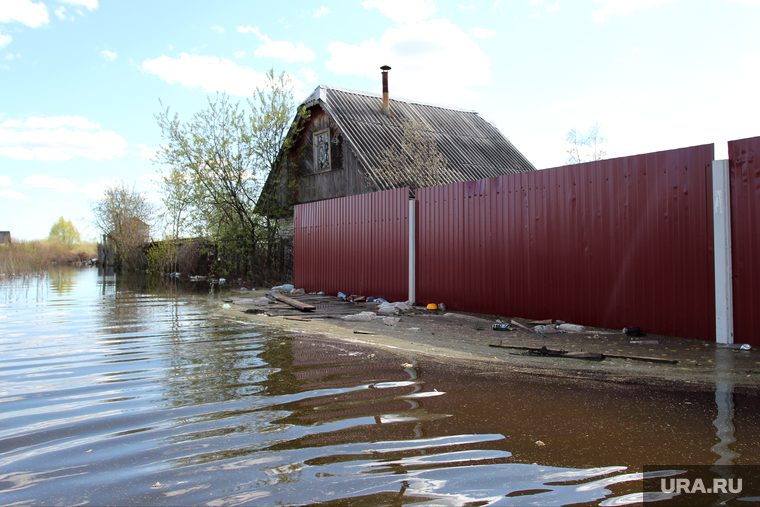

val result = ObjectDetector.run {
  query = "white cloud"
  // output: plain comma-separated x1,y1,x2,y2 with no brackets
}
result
0,175,11,186
361,0,436,24
237,26,315,62
313,6,329,17
234,50,246,58
211,25,224,33
54,6,68,20
1,115,100,129
0,189,28,200
299,66,318,83
0,32,11,50
79,178,118,200
100,50,116,61
0,116,126,161
326,19,490,104
0,0,49,28
141,53,307,95
22,174,78,193
471,27,497,39
131,143,157,161
547,3,560,11
60,0,98,10
591,0,675,23
458,4,476,9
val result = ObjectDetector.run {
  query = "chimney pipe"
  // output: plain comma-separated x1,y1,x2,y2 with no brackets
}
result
381,65,391,115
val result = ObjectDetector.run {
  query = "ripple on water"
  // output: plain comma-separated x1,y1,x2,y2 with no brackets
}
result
2,269,740,506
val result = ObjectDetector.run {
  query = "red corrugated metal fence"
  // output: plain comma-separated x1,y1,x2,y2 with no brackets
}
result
729,136,760,346
294,188,409,302
416,145,716,340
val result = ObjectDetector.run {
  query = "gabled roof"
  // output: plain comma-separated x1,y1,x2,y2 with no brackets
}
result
303,85,536,191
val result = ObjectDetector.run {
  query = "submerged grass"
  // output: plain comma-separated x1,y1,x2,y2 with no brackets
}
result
0,240,97,275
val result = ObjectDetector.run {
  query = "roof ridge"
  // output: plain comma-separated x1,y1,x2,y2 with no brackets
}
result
304,84,478,114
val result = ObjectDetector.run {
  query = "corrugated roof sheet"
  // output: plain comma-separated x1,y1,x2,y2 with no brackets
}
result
304,85,536,191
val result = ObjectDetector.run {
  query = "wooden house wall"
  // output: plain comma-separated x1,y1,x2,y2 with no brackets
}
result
272,105,376,210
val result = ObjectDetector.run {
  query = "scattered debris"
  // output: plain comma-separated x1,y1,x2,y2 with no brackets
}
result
401,363,414,368
558,323,585,333
717,343,752,351
535,441,546,446
533,324,564,334
353,330,375,335
604,353,679,365
383,316,401,326
528,319,553,325
271,293,316,311
631,340,659,345
623,326,646,337
378,301,412,314
492,323,512,331
283,317,310,322
152,482,165,489
342,312,378,322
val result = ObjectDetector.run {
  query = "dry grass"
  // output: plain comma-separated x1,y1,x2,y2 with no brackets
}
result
0,240,97,275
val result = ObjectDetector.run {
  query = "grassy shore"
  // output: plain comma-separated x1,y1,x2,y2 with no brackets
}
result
0,240,97,275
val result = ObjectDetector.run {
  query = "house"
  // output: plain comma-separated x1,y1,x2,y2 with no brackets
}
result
259,67,536,216
0,231,11,246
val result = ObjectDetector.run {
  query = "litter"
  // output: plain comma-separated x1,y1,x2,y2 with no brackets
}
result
492,324,512,331
533,324,564,334
342,312,378,322
631,340,659,345
426,303,438,310
290,288,306,295
383,317,401,326
378,301,412,314
338,292,347,299
623,326,646,337
558,323,585,333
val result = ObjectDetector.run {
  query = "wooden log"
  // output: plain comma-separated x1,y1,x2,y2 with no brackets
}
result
271,293,316,311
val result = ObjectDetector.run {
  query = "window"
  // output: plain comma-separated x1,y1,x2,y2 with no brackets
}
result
314,129,330,172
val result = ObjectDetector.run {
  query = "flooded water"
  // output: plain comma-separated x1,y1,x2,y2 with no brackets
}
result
1,268,758,506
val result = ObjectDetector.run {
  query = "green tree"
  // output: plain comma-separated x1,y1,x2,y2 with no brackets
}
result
155,69,308,280
90,183,156,270
48,217,81,250
565,122,608,164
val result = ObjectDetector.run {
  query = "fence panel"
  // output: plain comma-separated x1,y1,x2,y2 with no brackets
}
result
729,137,760,346
294,188,409,302
417,145,716,340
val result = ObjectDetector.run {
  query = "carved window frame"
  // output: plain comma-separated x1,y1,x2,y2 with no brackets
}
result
313,128,331,173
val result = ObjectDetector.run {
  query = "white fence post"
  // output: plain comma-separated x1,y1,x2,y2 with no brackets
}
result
409,199,416,305
712,159,734,344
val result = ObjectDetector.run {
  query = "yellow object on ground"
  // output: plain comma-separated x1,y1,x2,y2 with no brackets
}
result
427,303,438,310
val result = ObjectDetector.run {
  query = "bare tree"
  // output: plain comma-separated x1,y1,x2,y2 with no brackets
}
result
565,122,607,164
375,118,452,192
90,184,156,270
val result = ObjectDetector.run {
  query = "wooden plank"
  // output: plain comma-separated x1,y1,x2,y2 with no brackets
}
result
605,353,679,364
271,293,316,311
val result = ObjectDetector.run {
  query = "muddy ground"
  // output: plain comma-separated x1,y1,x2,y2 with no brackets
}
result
218,290,760,392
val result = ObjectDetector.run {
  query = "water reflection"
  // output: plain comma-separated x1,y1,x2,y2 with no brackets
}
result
712,348,740,465
1,270,759,506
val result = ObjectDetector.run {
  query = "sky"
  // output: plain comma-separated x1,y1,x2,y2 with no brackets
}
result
1,0,759,241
